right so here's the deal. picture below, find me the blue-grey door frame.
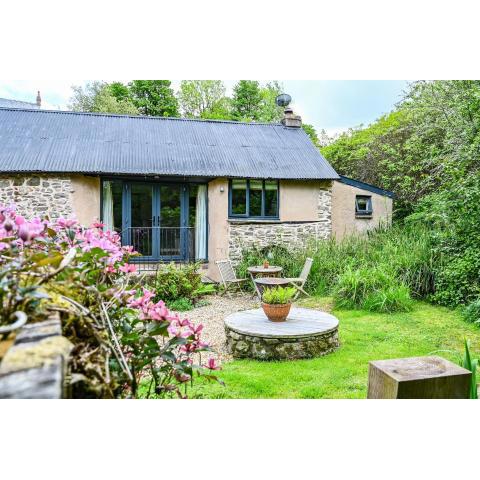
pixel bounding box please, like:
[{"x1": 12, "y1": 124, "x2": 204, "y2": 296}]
[{"x1": 122, "y1": 181, "x2": 189, "y2": 261}]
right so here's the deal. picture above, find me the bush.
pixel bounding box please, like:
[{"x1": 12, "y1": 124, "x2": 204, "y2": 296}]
[
  {"x1": 168, "y1": 297, "x2": 194, "y2": 311},
  {"x1": 463, "y1": 299, "x2": 480, "y2": 325},
  {"x1": 154, "y1": 262, "x2": 215, "y2": 306},
  {"x1": 237, "y1": 223, "x2": 435, "y2": 302},
  {"x1": 333, "y1": 266, "x2": 413, "y2": 313}
]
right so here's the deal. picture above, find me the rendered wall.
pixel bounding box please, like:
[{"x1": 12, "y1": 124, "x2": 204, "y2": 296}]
[
  {"x1": 205, "y1": 178, "x2": 333, "y2": 281},
  {"x1": 331, "y1": 180, "x2": 392, "y2": 240}
]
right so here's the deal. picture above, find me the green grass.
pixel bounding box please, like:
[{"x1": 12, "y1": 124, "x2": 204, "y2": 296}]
[{"x1": 190, "y1": 298, "x2": 480, "y2": 399}]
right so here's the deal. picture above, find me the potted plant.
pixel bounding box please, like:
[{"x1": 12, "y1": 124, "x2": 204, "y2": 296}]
[
  {"x1": 262, "y1": 259, "x2": 270, "y2": 269},
  {"x1": 261, "y1": 286, "x2": 296, "y2": 322},
  {"x1": 0, "y1": 312, "x2": 27, "y2": 360}
]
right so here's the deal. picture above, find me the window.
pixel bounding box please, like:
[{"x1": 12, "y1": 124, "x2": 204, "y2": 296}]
[
  {"x1": 229, "y1": 179, "x2": 279, "y2": 218},
  {"x1": 355, "y1": 195, "x2": 372, "y2": 216}
]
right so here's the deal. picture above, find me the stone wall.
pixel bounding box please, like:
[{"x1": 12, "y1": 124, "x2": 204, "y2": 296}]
[
  {"x1": 0, "y1": 174, "x2": 74, "y2": 220},
  {"x1": 0, "y1": 315, "x2": 73, "y2": 399},
  {"x1": 228, "y1": 184, "x2": 332, "y2": 263}
]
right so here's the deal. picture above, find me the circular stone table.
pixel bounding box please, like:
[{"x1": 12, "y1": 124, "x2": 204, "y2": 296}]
[{"x1": 224, "y1": 307, "x2": 339, "y2": 360}]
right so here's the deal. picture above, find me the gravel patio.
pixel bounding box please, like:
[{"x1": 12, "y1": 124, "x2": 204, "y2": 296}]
[{"x1": 172, "y1": 294, "x2": 260, "y2": 362}]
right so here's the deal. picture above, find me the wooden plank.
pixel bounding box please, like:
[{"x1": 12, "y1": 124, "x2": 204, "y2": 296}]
[
  {"x1": 367, "y1": 356, "x2": 471, "y2": 399},
  {"x1": 0, "y1": 356, "x2": 65, "y2": 399}
]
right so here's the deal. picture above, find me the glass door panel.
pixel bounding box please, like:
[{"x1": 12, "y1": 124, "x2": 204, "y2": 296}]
[
  {"x1": 130, "y1": 183, "x2": 154, "y2": 257},
  {"x1": 160, "y1": 185, "x2": 182, "y2": 258}
]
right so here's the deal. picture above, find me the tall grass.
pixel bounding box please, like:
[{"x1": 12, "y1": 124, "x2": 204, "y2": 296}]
[{"x1": 237, "y1": 223, "x2": 436, "y2": 310}]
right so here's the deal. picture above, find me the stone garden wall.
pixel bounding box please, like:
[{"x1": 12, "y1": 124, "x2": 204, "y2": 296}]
[
  {"x1": 228, "y1": 184, "x2": 332, "y2": 263},
  {"x1": 0, "y1": 174, "x2": 74, "y2": 220}
]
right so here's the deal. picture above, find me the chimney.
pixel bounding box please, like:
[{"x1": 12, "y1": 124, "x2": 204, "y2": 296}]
[
  {"x1": 281, "y1": 106, "x2": 302, "y2": 128},
  {"x1": 36, "y1": 91, "x2": 41, "y2": 107}
]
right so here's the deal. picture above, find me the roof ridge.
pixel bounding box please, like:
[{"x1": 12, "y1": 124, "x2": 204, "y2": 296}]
[{"x1": 0, "y1": 106, "x2": 283, "y2": 126}]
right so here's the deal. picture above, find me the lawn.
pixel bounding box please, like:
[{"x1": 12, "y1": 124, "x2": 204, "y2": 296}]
[{"x1": 190, "y1": 298, "x2": 480, "y2": 399}]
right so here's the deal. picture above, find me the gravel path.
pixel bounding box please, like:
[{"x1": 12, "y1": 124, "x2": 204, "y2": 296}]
[{"x1": 173, "y1": 294, "x2": 260, "y2": 363}]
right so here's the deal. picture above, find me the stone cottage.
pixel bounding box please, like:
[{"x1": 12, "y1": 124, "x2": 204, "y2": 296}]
[{"x1": 0, "y1": 105, "x2": 392, "y2": 280}]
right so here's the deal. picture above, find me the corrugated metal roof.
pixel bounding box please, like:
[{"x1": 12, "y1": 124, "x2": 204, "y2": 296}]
[
  {"x1": 0, "y1": 108, "x2": 339, "y2": 180},
  {"x1": 0, "y1": 98, "x2": 39, "y2": 109},
  {"x1": 339, "y1": 176, "x2": 394, "y2": 198}
]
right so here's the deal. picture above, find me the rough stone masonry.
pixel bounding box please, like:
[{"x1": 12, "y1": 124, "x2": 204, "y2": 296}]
[
  {"x1": 228, "y1": 183, "x2": 332, "y2": 263},
  {"x1": 0, "y1": 174, "x2": 74, "y2": 219}
]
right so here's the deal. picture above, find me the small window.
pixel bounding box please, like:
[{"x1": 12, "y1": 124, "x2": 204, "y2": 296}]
[
  {"x1": 229, "y1": 179, "x2": 279, "y2": 218},
  {"x1": 355, "y1": 195, "x2": 372, "y2": 216}
]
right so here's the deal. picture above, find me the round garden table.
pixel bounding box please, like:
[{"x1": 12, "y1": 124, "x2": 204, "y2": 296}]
[
  {"x1": 247, "y1": 265, "x2": 283, "y2": 278},
  {"x1": 247, "y1": 265, "x2": 283, "y2": 299},
  {"x1": 254, "y1": 277, "x2": 291, "y2": 298}
]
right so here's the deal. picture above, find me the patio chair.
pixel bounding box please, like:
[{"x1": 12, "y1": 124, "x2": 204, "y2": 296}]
[
  {"x1": 215, "y1": 260, "x2": 249, "y2": 295},
  {"x1": 283, "y1": 257, "x2": 313, "y2": 298}
]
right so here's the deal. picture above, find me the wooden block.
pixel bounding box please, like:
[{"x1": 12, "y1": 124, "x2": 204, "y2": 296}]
[{"x1": 367, "y1": 356, "x2": 471, "y2": 399}]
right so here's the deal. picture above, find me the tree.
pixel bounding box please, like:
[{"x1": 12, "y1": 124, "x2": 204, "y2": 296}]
[
  {"x1": 178, "y1": 80, "x2": 229, "y2": 119},
  {"x1": 69, "y1": 81, "x2": 138, "y2": 115},
  {"x1": 302, "y1": 124, "x2": 320, "y2": 148},
  {"x1": 257, "y1": 81, "x2": 284, "y2": 122},
  {"x1": 128, "y1": 80, "x2": 179, "y2": 117},
  {"x1": 231, "y1": 80, "x2": 285, "y2": 122},
  {"x1": 231, "y1": 80, "x2": 263, "y2": 121}
]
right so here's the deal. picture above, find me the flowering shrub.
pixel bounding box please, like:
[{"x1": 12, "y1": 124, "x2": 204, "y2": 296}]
[{"x1": 0, "y1": 204, "x2": 220, "y2": 398}]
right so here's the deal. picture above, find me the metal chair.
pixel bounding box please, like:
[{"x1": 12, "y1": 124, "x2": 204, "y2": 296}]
[
  {"x1": 215, "y1": 260, "x2": 249, "y2": 295},
  {"x1": 283, "y1": 257, "x2": 313, "y2": 298}
]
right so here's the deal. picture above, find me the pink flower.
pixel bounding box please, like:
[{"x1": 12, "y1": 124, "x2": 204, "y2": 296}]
[
  {"x1": 92, "y1": 220, "x2": 105, "y2": 228},
  {"x1": 18, "y1": 224, "x2": 31, "y2": 242},
  {"x1": 3, "y1": 219, "x2": 13, "y2": 232},
  {"x1": 15, "y1": 215, "x2": 25, "y2": 226},
  {"x1": 189, "y1": 323, "x2": 203, "y2": 335},
  {"x1": 119, "y1": 263, "x2": 137, "y2": 274},
  {"x1": 57, "y1": 217, "x2": 78, "y2": 228},
  {"x1": 206, "y1": 357, "x2": 220, "y2": 371}
]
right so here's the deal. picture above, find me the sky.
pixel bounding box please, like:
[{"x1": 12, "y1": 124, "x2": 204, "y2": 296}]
[{"x1": 0, "y1": 80, "x2": 409, "y2": 136}]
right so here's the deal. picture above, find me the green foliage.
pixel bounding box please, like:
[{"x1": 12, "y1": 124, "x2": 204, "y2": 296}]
[
  {"x1": 333, "y1": 267, "x2": 413, "y2": 313},
  {"x1": 262, "y1": 286, "x2": 296, "y2": 305},
  {"x1": 238, "y1": 223, "x2": 435, "y2": 306},
  {"x1": 128, "y1": 80, "x2": 179, "y2": 117},
  {"x1": 460, "y1": 340, "x2": 478, "y2": 399},
  {"x1": 168, "y1": 297, "x2": 194, "y2": 311},
  {"x1": 189, "y1": 301, "x2": 480, "y2": 398},
  {"x1": 153, "y1": 262, "x2": 215, "y2": 305},
  {"x1": 69, "y1": 81, "x2": 138, "y2": 115},
  {"x1": 178, "y1": 80, "x2": 229, "y2": 119},
  {"x1": 408, "y1": 173, "x2": 480, "y2": 307},
  {"x1": 231, "y1": 80, "x2": 283, "y2": 122},
  {"x1": 302, "y1": 124, "x2": 320, "y2": 148},
  {"x1": 231, "y1": 80, "x2": 262, "y2": 121},
  {"x1": 463, "y1": 299, "x2": 480, "y2": 325}
]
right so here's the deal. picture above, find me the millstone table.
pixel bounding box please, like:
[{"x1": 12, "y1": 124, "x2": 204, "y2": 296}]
[{"x1": 224, "y1": 307, "x2": 339, "y2": 360}]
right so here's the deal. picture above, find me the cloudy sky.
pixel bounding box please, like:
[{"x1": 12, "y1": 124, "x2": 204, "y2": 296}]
[{"x1": 0, "y1": 80, "x2": 409, "y2": 135}]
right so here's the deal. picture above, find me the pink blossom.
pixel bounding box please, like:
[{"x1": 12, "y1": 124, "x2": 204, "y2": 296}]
[
  {"x1": 14, "y1": 215, "x2": 25, "y2": 226},
  {"x1": 188, "y1": 323, "x2": 204, "y2": 335},
  {"x1": 119, "y1": 263, "x2": 137, "y2": 274},
  {"x1": 57, "y1": 217, "x2": 78, "y2": 228},
  {"x1": 206, "y1": 357, "x2": 220, "y2": 371},
  {"x1": 18, "y1": 224, "x2": 31, "y2": 242}
]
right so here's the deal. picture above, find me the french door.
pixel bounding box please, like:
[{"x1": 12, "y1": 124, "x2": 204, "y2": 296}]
[{"x1": 123, "y1": 182, "x2": 188, "y2": 260}]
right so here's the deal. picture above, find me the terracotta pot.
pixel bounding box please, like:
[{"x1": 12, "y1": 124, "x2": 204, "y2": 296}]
[
  {"x1": 0, "y1": 333, "x2": 16, "y2": 361},
  {"x1": 261, "y1": 302, "x2": 292, "y2": 322},
  {"x1": 263, "y1": 260, "x2": 270, "y2": 269}
]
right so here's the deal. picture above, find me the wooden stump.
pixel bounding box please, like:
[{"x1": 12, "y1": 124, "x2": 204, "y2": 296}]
[{"x1": 367, "y1": 356, "x2": 471, "y2": 399}]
